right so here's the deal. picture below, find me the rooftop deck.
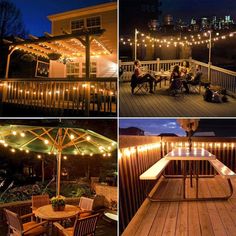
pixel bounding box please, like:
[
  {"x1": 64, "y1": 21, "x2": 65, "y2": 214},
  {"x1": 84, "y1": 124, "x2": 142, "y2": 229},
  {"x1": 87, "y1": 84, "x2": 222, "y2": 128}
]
[
  {"x1": 119, "y1": 82, "x2": 236, "y2": 117},
  {"x1": 122, "y1": 176, "x2": 236, "y2": 236},
  {"x1": 120, "y1": 58, "x2": 236, "y2": 117}
]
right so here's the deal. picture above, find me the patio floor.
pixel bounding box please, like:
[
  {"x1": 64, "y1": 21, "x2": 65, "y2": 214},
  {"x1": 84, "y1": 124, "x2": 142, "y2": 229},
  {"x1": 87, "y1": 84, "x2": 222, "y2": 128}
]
[
  {"x1": 122, "y1": 176, "x2": 236, "y2": 236},
  {"x1": 119, "y1": 82, "x2": 236, "y2": 117}
]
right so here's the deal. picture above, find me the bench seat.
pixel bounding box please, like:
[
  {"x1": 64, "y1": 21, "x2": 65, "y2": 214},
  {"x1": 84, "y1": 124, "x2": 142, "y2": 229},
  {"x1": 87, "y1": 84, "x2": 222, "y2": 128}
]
[
  {"x1": 209, "y1": 159, "x2": 236, "y2": 179},
  {"x1": 140, "y1": 157, "x2": 170, "y2": 180}
]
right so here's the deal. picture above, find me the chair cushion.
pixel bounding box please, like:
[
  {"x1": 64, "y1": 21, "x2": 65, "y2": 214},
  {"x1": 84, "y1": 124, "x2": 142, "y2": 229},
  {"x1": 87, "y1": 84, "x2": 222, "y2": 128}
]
[{"x1": 23, "y1": 221, "x2": 46, "y2": 236}]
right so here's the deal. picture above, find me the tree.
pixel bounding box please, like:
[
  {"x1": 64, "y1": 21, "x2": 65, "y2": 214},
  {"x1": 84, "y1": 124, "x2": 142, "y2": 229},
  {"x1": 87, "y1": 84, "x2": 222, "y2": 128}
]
[{"x1": 0, "y1": 0, "x2": 26, "y2": 39}]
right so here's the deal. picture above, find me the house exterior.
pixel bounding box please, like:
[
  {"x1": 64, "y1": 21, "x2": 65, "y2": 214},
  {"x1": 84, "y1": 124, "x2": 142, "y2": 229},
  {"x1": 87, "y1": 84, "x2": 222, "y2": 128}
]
[{"x1": 47, "y1": 2, "x2": 117, "y2": 79}]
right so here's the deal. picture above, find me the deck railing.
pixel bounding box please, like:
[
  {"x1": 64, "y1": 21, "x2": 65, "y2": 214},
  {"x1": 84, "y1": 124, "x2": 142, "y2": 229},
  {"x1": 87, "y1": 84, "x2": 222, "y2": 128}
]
[
  {"x1": 0, "y1": 77, "x2": 117, "y2": 116},
  {"x1": 119, "y1": 135, "x2": 236, "y2": 233},
  {"x1": 120, "y1": 58, "x2": 236, "y2": 95}
]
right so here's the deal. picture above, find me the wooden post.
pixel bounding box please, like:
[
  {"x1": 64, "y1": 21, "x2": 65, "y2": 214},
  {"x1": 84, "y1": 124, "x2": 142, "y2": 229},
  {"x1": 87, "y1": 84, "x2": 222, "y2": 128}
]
[
  {"x1": 156, "y1": 58, "x2": 160, "y2": 72},
  {"x1": 85, "y1": 34, "x2": 91, "y2": 116}
]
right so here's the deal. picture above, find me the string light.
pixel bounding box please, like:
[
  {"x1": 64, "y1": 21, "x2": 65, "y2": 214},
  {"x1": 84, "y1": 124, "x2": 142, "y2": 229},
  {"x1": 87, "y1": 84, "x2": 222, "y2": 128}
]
[{"x1": 120, "y1": 30, "x2": 236, "y2": 48}]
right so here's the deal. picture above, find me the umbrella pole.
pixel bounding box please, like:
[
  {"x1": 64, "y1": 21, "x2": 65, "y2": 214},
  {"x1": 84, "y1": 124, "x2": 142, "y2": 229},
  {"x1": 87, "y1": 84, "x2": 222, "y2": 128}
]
[
  {"x1": 57, "y1": 128, "x2": 63, "y2": 196},
  {"x1": 56, "y1": 151, "x2": 62, "y2": 196}
]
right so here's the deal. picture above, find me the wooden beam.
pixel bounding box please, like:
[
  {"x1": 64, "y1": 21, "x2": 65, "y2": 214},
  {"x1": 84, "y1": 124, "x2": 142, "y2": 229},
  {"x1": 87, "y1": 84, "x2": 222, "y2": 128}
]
[{"x1": 8, "y1": 29, "x2": 105, "y2": 46}]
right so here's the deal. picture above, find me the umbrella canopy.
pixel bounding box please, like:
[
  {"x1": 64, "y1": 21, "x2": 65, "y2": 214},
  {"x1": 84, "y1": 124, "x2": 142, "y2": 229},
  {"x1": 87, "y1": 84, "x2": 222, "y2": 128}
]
[{"x1": 0, "y1": 125, "x2": 117, "y2": 195}]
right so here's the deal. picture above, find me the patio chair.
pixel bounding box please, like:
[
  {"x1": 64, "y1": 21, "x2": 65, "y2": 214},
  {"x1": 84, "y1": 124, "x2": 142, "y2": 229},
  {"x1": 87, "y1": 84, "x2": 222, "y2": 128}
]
[
  {"x1": 78, "y1": 197, "x2": 94, "y2": 219},
  {"x1": 4, "y1": 208, "x2": 47, "y2": 236},
  {"x1": 31, "y1": 194, "x2": 50, "y2": 211},
  {"x1": 131, "y1": 74, "x2": 149, "y2": 94},
  {"x1": 53, "y1": 213, "x2": 100, "y2": 236}
]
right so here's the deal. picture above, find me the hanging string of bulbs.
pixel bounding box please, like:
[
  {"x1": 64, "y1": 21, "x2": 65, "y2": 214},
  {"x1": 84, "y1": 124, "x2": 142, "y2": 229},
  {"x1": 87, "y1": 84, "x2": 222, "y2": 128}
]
[{"x1": 120, "y1": 30, "x2": 236, "y2": 48}]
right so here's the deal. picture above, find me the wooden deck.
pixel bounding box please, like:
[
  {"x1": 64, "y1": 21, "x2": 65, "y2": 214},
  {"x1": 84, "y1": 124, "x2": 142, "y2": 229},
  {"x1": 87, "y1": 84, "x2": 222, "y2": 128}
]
[
  {"x1": 119, "y1": 83, "x2": 236, "y2": 117},
  {"x1": 122, "y1": 176, "x2": 236, "y2": 236}
]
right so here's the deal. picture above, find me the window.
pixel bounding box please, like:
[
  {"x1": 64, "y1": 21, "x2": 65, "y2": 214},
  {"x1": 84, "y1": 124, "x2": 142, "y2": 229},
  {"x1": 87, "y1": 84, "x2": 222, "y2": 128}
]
[
  {"x1": 66, "y1": 63, "x2": 80, "y2": 78},
  {"x1": 82, "y1": 62, "x2": 97, "y2": 78},
  {"x1": 86, "y1": 16, "x2": 101, "y2": 31},
  {"x1": 71, "y1": 19, "x2": 84, "y2": 33}
]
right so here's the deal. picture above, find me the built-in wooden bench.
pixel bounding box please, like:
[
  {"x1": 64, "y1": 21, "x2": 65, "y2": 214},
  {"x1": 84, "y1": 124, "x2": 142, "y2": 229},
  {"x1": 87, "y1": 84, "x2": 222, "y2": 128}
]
[
  {"x1": 139, "y1": 157, "x2": 170, "y2": 180},
  {"x1": 209, "y1": 159, "x2": 236, "y2": 179}
]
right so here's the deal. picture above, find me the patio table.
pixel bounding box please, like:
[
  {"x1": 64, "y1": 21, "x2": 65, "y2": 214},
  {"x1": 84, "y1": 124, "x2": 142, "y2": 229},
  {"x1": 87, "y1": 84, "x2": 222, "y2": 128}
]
[
  {"x1": 34, "y1": 204, "x2": 81, "y2": 221},
  {"x1": 165, "y1": 147, "x2": 215, "y2": 199},
  {"x1": 34, "y1": 204, "x2": 81, "y2": 235},
  {"x1": 154, "y1": 71, "x2": 171, "y2": 89}
]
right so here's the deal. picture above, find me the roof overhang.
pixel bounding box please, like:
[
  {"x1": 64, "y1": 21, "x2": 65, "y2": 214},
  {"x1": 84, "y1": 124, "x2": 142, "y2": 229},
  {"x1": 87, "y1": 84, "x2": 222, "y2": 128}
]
[{"x1": 47, "y1": 2, "x2": 117, "y2": 22}]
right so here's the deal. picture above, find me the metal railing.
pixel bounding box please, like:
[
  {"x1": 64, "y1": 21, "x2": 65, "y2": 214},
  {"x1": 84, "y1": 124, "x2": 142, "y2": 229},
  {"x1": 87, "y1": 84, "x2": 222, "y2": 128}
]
[
  {"x1": 120, "y1": 58, "x2": 236, "y2": 94},
  {"x1": 119, "y1": 136, "x2": 236, "y2": 233},
  {"x1": 0, "y1": 77, "x2": 117, "y2": 116}
]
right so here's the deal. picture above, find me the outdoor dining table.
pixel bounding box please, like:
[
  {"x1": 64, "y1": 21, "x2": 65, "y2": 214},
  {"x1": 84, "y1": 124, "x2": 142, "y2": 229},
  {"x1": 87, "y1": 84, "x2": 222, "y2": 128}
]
[
  {"x1": 34, "y1": 204, "x2": 80, "y2": 221},
  {"x1": 165, "y1": 147, "x2": 215, "y2": 199},
  {"x1": 154, "y1": 71, "x2": 171, "y2": 89},
  {"x1": 34, "y1": 204, "x2": 81, "y2": 235}
]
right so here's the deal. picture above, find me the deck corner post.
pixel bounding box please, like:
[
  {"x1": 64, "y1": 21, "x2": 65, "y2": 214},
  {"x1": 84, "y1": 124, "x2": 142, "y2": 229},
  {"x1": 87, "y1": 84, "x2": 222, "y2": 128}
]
[
  {"x1": 208, "y1": 61, "x2": 212, "y2": 82},
  {"x1": 156, "y1": 58, "x2": 160, "y2": 72}
]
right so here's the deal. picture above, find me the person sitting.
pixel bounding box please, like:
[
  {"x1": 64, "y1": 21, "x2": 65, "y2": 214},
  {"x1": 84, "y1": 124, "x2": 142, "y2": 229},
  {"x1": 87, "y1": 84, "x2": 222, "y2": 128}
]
[
  {"x1": 182, "y1": 65, "x2": 202, "y2": 94},
  {"x1": 131, "y1": 60, "x2": 157, "y2": 94},
  {"x1": 169, "y1": 65, "x2": 181, "y2": 95},
  {"x1": 180, "y1": 61, "x2": 192, "y2": 80}
]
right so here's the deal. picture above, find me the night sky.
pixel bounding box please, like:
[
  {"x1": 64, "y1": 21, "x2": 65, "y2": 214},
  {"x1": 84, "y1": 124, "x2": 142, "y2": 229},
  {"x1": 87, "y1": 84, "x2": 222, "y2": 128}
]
[
  {"x1": 162, "y1": 0, "x2": 236, "y2": 22},
  {"x1": 119, "y1": 119, "x2": 185, "y2": 136},
  {"x1": 10, "y1": 0, "x2": 114, "y2": 36}
]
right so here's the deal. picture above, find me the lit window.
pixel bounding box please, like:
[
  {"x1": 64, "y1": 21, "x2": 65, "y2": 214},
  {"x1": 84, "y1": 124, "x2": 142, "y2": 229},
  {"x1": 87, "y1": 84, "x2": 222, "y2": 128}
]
[
  {"x1": 86, "y1": 16, "x2": 101, "y2": 31},
  {"x1": 66, "y1": 63, "x2": 80, "y2": 78},
  {"x1": 71, "y1": 19, "x2": 84, "y2": 33},
  {"x1": 82, "y1": 62, "x2": 97, "y2": 78}
]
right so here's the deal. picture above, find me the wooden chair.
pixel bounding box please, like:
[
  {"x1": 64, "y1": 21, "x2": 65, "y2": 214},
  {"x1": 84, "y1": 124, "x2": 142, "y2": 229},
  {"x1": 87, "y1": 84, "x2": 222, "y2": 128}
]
[
  {"x1": 4, "y1": 208, "x2": 47, "y2": 236},
  {"x1": 78, "y1": 197, "x2": 94, "y2": 219},
  {"x1": 31, "y1": 194, "x2": 50, "y2": 211},
  {"x1": 53, "y1": 213, "x2": 100, "y2": 236}
]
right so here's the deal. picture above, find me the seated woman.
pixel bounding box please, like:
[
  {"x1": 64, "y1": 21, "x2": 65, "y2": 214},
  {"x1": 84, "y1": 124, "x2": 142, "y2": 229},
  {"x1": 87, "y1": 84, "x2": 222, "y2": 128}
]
[
  {"x1": 180, "y1": 61, "x2": 192, "y2": 80},
  {"x1": 182, "y1": 65, "x2": 202, "y2": 93},
  {"x1": 169, "y1": 65, "x2": 181, "y2": 94},
  {"x1": 131, "y1": 60, "x2": 158, "y2": 94}
]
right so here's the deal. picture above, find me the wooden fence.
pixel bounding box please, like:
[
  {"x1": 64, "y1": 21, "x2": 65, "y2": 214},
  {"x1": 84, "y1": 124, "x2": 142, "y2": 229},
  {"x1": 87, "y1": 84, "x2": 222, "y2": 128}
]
[
  {"x1": 120, "y1": 58, "x2": 236, "y2": 95},
  {"x1": 119, "y1": 135, "x2": 236, "y2": 233},
  {"x1": 0, "y1": 77, "x2": 117, "y2": 116}
]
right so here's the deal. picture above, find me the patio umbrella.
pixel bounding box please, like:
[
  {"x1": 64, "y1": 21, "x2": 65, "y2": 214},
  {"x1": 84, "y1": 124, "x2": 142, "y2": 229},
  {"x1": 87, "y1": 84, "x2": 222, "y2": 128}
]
[
  {"x1": 177, "y1": 119, "x2": 199, "y2": 151},
  {"x1": 0, "y1": 125, "x2": 117, "y2": 196}
]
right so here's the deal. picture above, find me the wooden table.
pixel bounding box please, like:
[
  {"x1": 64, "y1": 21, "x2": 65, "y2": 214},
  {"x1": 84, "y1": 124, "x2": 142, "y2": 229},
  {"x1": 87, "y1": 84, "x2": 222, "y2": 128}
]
[
  {"x1": 34, "y1": 204, "x2": 80, "y2": 235},
  {"x1": 34, "y1": 204, "x2": 80, "y2": 221},
  {"x1": 165, "y1": 147, "x2": 215, "y2": 199},
  {"x1": 154, "y1": 71, "x2": 171, "y2": 89}
]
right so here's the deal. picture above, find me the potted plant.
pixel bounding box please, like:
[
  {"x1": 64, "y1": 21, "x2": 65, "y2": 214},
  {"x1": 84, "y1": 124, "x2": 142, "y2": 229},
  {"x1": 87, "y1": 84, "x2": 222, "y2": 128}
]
[{"x1": 51, "y1": 195, "x2": 65, "y2": 211}]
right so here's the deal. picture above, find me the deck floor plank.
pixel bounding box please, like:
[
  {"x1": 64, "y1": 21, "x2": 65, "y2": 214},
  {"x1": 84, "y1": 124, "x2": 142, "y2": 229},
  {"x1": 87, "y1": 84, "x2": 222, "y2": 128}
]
[
  {"x1": 122, "y1": 176, "x2": 236, "y2": 236},
  {"x1": 120, "y1": 83, "x2": 236, "y2": 117}
]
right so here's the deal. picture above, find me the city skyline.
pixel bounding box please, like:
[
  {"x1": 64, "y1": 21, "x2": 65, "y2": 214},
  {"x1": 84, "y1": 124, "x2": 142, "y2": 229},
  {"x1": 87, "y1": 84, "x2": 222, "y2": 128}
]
[{"x1": 162, "y1": 0, "x2": 236, "y2": 22}]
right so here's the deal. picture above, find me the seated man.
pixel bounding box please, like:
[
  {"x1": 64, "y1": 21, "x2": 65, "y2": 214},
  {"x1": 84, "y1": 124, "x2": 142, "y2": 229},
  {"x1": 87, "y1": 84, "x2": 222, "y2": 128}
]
[
  {"x1": 131, "y1": 60, "x2": 157, "y2": 94},
  {"x1": 182, "y1": 65, "x2": 202, "y2": 94}
]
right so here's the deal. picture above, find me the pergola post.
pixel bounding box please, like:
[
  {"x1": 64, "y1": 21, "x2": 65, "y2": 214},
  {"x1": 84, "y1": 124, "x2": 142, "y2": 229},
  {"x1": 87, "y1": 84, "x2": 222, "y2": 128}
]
[
  {"x1": 85, "y1": 34, "x2": 91, "y2": 116},
  {"x1": 5, "y1": 47, "x2": 15, "y2": 79}
]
